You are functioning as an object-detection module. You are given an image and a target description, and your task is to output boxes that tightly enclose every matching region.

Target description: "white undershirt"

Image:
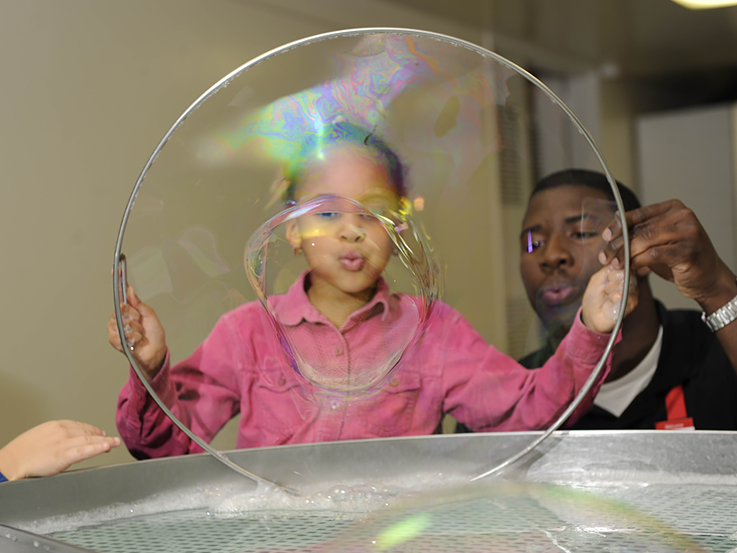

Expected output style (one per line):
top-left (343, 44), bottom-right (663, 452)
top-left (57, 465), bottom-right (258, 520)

top-left (594, 325), bottom-right (664, 418)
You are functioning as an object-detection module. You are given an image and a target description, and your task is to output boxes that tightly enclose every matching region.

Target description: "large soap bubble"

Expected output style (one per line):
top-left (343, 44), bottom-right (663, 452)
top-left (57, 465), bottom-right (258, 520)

top-left (113, 28), bottom-right (630, 485)
top-left (247, 192), bottom-right (435, 396)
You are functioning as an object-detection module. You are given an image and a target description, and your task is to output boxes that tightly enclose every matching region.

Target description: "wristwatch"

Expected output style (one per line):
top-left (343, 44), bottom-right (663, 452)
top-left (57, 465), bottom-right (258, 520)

top-left (702, 278), bottom-right (737, 332)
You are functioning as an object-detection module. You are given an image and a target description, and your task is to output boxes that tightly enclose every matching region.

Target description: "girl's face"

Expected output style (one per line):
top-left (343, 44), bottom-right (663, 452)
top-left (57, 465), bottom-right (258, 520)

top-left (287, 144), bottom-right (398, 297)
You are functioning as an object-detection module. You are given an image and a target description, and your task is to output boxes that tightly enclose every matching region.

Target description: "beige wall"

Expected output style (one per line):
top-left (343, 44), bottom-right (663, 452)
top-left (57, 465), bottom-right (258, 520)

top-left (0, 0), bottom-right (644, 470)
top-left (0, 0), bottom-right (484, 468)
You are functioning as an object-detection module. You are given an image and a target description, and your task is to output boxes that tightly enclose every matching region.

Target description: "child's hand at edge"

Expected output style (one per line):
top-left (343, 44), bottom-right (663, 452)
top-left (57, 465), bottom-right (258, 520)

top-left (0, 420), bottom-right (121, 481)
top-left (107, 285), bottom-right (167, 381)
top-left (581, 264), bottom-right (639, 333)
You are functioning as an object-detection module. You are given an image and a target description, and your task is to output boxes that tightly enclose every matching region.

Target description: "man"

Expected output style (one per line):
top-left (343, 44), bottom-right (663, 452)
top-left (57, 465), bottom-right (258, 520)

top-left (516, 169), bottom-right (737, 430)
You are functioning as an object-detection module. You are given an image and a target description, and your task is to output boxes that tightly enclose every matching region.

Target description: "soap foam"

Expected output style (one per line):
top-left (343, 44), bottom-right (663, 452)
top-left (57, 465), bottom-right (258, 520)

top-left (19, 471), bottom-right (467, 535)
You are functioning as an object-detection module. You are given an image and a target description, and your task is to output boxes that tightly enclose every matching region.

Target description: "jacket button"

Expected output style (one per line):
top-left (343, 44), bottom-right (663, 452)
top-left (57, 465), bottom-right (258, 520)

top-left (334, 346), bottom-right (344, 356)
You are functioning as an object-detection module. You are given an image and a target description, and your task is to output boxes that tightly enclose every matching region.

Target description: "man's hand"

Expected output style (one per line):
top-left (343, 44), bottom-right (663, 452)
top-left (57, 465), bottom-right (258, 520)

top-left (599, 200), bottom-right (735, 306)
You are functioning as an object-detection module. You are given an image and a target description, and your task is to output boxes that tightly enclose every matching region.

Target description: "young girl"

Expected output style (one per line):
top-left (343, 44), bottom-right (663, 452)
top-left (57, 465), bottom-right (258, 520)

top-left (109, 122), bottom-right (636, 459)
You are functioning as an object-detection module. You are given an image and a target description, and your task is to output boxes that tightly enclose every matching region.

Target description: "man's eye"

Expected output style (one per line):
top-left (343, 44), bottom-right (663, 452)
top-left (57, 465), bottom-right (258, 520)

top-left (572, 230), bottom-right (598, 239)
top-left (524, 236), bottom-right (543, 253)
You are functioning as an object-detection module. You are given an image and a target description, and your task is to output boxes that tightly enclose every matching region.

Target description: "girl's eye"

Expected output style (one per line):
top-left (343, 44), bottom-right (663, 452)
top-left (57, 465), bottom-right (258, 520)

top-left (316, 212), bottom-right (340, 221)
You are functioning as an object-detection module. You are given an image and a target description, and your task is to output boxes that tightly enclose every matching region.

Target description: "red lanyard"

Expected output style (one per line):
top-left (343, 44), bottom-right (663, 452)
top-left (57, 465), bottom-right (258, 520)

top-left (656, 384), bottom-right (694, 430)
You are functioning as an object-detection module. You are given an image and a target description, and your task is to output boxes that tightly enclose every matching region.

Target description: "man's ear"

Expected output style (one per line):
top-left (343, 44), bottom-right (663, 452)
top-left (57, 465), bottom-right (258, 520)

top-left (286, 220), bottom-right (302, 251)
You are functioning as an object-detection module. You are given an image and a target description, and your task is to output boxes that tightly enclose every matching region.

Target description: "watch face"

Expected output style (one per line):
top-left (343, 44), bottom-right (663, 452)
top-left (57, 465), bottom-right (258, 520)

top-left (703, 282), bottom-right (737, 332)
top-left (720, 303), bottom-right (737, 328)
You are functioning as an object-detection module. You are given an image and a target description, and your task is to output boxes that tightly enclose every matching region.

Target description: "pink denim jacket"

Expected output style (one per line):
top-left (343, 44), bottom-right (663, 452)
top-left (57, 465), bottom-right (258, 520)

top-left (117, 273), bottom-right (613, 459)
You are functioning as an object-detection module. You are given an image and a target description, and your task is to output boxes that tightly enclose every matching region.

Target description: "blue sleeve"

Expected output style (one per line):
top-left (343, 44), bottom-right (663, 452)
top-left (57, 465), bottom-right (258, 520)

top-left (0, 471), bottom-right (7, 483)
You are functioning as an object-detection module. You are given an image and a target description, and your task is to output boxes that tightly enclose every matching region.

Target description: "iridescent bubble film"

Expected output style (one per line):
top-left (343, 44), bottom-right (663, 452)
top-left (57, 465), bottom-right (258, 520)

top-left (115, 29), bottom-right (627, 460)
top-left (246, 192), bottom-right (435, 396)
top-left (318, 482), bottom-right (706, 553)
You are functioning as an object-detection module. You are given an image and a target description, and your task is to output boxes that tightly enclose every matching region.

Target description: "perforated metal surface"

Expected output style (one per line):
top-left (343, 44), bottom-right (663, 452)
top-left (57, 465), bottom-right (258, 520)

top-left (47, 482), bottom-right (737, 553)
top-left (4, 432), bottom-right (737, 553)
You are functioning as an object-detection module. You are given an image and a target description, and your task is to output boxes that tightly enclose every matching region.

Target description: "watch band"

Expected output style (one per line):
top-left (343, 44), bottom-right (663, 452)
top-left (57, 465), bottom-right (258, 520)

top-left (701, 279), bottom-right (737, 332)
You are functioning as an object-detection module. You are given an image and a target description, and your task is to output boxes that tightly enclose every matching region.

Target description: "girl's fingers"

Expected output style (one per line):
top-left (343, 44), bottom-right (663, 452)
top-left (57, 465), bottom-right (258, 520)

top-left (582, 265), bottom-right (639, 332)
top-left (120, 304), bottom-right (141, 323)
top-left (136, 301), bottom-right (158, 321)
top-left (107, 316), bottom-right (119, 336)
top-left (124, 320), bottom-right (145, 337)
top-left (63, 434), bottom-right (118, 450)
top-left (599, 268), bottom-right (636, 311)
top-left (605, 267), bottom-right (637, 293)
top-left (110, 304), bottom-right (147, 350)
top-left (57, 420), bottom-right (107, 437)
top-left (128, 286), bottom-right (141, 308)
top-left (603, 267), bottom-right (624, 288)
top-left (125, 330), bottom-right (145, 349)
top-left (108, 328), bottom-right (124, 352)
top-left (63, 438), bottom-right (121, 466)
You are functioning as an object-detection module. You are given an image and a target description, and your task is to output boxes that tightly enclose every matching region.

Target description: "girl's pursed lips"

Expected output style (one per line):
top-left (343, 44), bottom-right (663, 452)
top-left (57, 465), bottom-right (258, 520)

top-left (339, 249), bottom-right (366, 271)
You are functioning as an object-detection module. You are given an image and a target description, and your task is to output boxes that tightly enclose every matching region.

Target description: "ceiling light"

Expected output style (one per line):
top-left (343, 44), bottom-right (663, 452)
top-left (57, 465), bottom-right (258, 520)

top-left (671, 0), bottom-right (737, 8)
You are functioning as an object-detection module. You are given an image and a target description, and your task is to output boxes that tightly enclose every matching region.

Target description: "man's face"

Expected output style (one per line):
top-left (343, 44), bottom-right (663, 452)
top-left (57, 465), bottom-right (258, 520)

top-left (520, 185), bottom-right (617, 331)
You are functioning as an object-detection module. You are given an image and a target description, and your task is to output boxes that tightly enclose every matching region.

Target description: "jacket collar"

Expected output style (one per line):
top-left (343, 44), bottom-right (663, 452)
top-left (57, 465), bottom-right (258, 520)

top-left (271, 271), bottom-right (392, 328)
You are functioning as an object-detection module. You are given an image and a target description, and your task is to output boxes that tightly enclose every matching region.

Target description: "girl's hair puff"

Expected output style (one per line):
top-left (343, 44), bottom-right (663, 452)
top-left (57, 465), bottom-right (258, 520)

top-left (278, 121), bottom-right (407, 203)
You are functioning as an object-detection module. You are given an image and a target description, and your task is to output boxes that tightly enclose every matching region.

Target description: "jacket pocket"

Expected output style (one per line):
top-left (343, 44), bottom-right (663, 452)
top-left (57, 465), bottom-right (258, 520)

top-left (362, 371), bottom-right (423, 437)
top-left (252, 369), bottom-right (303, 444)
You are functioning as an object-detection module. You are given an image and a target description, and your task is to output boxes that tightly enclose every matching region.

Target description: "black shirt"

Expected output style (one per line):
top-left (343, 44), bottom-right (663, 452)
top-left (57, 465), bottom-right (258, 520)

top-left (458, 301), bottom-right (737, 431)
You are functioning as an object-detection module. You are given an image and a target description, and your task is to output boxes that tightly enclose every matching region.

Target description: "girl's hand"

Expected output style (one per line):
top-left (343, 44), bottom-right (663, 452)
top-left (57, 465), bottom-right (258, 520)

top-left (0, 421), bottom-right (121, 481)
top-left (581, 264), bottom-right (639, 333)
top-left (107, 285), bottom-right (167, 381)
